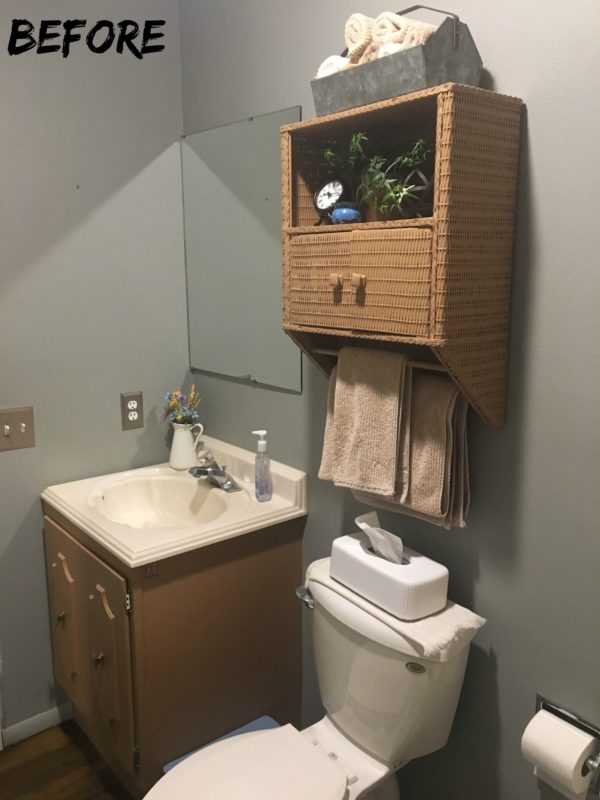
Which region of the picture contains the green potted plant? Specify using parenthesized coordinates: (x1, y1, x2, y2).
(321, 134, 432, 222)
(323, 131, 369, 199)
(357, 138, 430, 220)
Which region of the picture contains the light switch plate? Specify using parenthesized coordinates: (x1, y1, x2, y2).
(120, 391, 144, 431)
(0, 407, 35, 452)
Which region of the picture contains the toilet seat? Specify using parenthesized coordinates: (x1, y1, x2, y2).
(144, 724, 348, 800)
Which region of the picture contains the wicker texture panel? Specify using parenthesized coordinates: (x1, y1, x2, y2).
(288, 230, 352, 329)
(290, 135, 343, 227)
(433, 87, 522, 341)
(288, 228, 433, 337)
(434, 335, 509, 425)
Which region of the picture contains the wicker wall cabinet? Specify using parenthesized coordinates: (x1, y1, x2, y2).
(281, 83, 522, 426)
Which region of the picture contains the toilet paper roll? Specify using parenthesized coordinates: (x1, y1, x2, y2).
(533, 767, 589, 800)
(521, 710, 598, 796)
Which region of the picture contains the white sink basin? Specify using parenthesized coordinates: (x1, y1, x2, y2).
(42, 435, 306, 567)
(87, 472, 250, 530)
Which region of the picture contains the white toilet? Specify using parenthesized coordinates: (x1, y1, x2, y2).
(145, 559, 478, 800)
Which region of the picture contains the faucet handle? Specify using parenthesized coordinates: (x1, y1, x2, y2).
(196, 449, 214, 466)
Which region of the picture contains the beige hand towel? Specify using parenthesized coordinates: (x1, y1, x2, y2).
(319, 363, 339, 478)
(403, 19, 437, 48)
(403, 373, 459, 518)
(358, 40, 381, 64)
(449, 394, 470, 527)
(360, 14, 436, 64)
(354, 370, 470, 529)
(319, 348, 409, 496)
(372, 12, 436, 46)
(372, 11, 411, 43)
(344, 13, 374, 62)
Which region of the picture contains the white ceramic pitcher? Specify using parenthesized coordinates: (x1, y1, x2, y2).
(169, 422, 204, 470)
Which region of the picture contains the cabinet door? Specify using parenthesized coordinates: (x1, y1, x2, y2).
(288, 227, 433, 338)
(43, 517, 135, 775)
(83, 548, 135, 773)
(43, 518, 89, 712)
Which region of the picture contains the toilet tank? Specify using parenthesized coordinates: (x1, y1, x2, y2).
(308, 578, 470, 767)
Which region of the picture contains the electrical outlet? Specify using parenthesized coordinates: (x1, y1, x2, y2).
(0, 407, 35, 452)
(120, 392, 144, 431)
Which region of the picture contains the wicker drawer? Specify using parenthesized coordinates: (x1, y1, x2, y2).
(287, 227, 433, 337)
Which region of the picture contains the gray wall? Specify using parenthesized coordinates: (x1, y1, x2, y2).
(0, 1, 189, 733)
(179, 1, 600, 799)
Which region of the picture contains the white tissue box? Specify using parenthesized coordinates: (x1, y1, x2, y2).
(330, 534, 449, 620)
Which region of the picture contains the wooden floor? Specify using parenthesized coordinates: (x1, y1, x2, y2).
(0, 722, 133, 800)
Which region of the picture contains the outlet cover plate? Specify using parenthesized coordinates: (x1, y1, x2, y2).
(0, 407, 35, 452)
(120, 392, 144, 431)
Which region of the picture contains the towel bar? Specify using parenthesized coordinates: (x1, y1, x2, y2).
(312, 347, 447, 374)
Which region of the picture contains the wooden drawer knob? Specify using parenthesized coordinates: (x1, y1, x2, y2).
(328, 273, 343, 287)
(351, 272, 366, 288)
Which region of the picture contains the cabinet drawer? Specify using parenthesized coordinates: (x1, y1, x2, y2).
(287, 227, 432, 337)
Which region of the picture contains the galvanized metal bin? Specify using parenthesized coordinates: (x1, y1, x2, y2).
(311, 8, 482, 117)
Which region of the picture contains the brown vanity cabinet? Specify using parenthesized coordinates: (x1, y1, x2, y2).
(42, 503, 304, 797)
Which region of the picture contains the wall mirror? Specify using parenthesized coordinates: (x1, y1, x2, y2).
(182, 106, 302, 391)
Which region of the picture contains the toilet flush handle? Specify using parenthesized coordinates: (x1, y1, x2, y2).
(295, 586, 314, 610)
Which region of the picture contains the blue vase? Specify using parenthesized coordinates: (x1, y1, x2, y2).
(331, 201, 361, 224)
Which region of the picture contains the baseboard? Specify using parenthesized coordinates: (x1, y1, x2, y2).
(1, 702, 73, 747)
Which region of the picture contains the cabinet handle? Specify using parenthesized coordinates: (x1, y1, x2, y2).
(92, 652, 105, 668)
(56, 612, 66, 625)
(351, 273, 366, 288)
(328, 272, 343, 287)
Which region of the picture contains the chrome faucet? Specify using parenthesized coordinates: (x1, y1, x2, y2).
(188, 455, 241, 493)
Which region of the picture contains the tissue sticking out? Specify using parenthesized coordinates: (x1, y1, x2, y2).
(355, 511, 403, 564)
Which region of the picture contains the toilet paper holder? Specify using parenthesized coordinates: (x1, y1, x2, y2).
(536, 694, 600, 791)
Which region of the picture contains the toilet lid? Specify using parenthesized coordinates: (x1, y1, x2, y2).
(145, 724, 348, 800)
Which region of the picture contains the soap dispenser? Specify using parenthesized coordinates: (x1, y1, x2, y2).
(252, 430, 272, 502)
